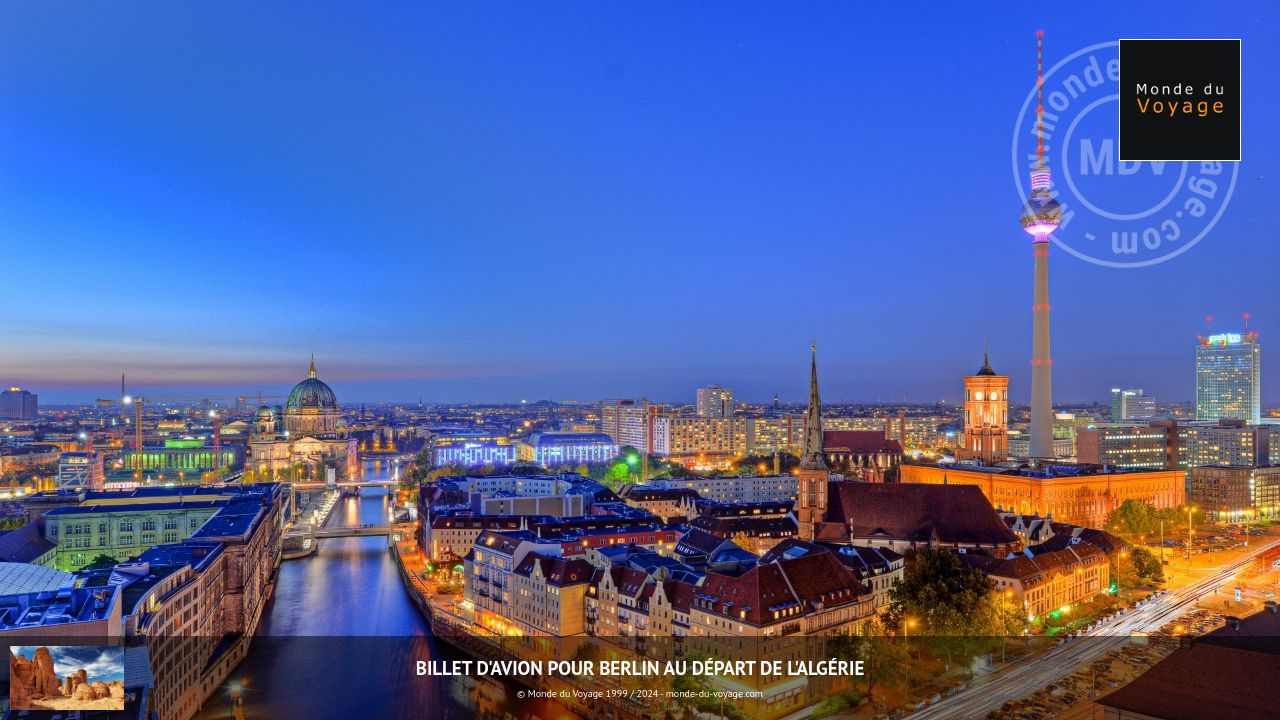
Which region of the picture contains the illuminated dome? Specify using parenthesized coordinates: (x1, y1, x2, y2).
(286, 378, 338, 411)
(282, 357, 340, 437)
(255, 405, 276, 419)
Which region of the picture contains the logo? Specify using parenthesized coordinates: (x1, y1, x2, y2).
(1010, 41, 1238, 268)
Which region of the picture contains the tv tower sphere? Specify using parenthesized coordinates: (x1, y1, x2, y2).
(1020, 186, 1062, 237)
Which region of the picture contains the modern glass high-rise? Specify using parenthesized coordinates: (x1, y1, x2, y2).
(1195, 333, 1260, 425)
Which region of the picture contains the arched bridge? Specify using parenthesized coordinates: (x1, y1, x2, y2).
(286, 523, 390, 540)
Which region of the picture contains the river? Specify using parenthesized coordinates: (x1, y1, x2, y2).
(193, 460, 573, 720)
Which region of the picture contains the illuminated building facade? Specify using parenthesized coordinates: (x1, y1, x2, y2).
(249, 359, 356, 478)
(120, 439, 240, 474)
(641, 474, 797, 504)
(1111, 388, 1156, 421)
(654, 415, 749, 459)
(1195, 331, 1261, 424)
(749, 415, 803, 455)
(1181, 418, 1272, 469)
(600, 399, 665, 454)
(962, 541, 1108, 621)
(517, 432, 617, 466)
(56, 451, 104, 491)
(696, 384, 734, 418)
(1189, 465, 1280, 522)
(0, 387, 38, 420)
(900, 462, 1184, 528)
(40, 485, 268, 571)
(283, 356, 341, 436)
(958, 353, 1009, 464)
(1076, 424, 1174, 469)
(429, 433, 518, 467)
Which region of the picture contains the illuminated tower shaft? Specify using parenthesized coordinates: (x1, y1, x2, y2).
(1028, 234, 1053, 459)
(1020, 31, 1062, 461)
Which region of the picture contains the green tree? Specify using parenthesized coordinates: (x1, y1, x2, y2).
(83, 554, 119, 570)
(884, 548, 1012, 670)
(1130, 546, 1165, 583)
(830, 619, 909, 705)
(1108, 499, 1159, 537)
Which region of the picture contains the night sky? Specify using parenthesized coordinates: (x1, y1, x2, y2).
(1, 3, 1276, 405)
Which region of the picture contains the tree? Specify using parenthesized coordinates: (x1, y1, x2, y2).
(884, 548, 1012, 670)
(1130, 546, 1165, 583)
(729, 531, 759, 556)
(1108, 499, 1159, 537)
(83, 554, 119, 570)
(830, 619, 909, 705)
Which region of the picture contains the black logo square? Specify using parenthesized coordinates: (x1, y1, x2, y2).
(1119, 39, 1240, 161)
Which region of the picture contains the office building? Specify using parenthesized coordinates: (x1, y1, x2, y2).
(0, 387, 38, 420)
(1182, 419, 1272, 469)
(654, 415, 749, 460)
(1188, 465, 1280, 522)
(1196, 331, 1261, 424)
(599, 399, 665, 454)
(1076, 424, 1174, 469)
(696, 385, 734, 418)
(1111, 388, 1156, 421)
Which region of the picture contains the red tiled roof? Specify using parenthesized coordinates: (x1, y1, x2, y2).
(1097, 642, 1280, 720)
(826, 482, 1019, 547)
(960, 541, 1105, 585)
(513, 551, 596, 586)
(662, 579, 697, 613)
(694, 552, 863, 626)
(823, 430, 903, 455)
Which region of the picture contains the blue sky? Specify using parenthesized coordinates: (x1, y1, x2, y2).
(1, 2, 1276, 405)
(12, 646, 125, 684)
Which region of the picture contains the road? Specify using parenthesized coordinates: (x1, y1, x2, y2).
(906, 537, 1280, 720)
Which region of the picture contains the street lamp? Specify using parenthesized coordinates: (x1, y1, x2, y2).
(1185, 505, 1197, 566)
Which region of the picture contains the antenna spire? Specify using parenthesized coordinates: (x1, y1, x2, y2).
(1036, 30, 1045, 166)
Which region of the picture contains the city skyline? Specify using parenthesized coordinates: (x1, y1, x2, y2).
(2, 3, 1278, 405)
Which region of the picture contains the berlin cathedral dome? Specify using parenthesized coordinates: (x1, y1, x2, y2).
(283, 357, 340, 437)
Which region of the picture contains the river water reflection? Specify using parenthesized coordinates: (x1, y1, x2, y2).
(193, 461, 578, 720)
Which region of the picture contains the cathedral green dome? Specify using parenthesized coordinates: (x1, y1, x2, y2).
(285, 358, 339, 411)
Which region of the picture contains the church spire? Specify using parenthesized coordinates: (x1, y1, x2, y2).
(800, 341, 827, 470)
(308, 354, 317, 379)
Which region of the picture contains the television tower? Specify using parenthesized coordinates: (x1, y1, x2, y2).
(1019, 31, 1063, 461)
